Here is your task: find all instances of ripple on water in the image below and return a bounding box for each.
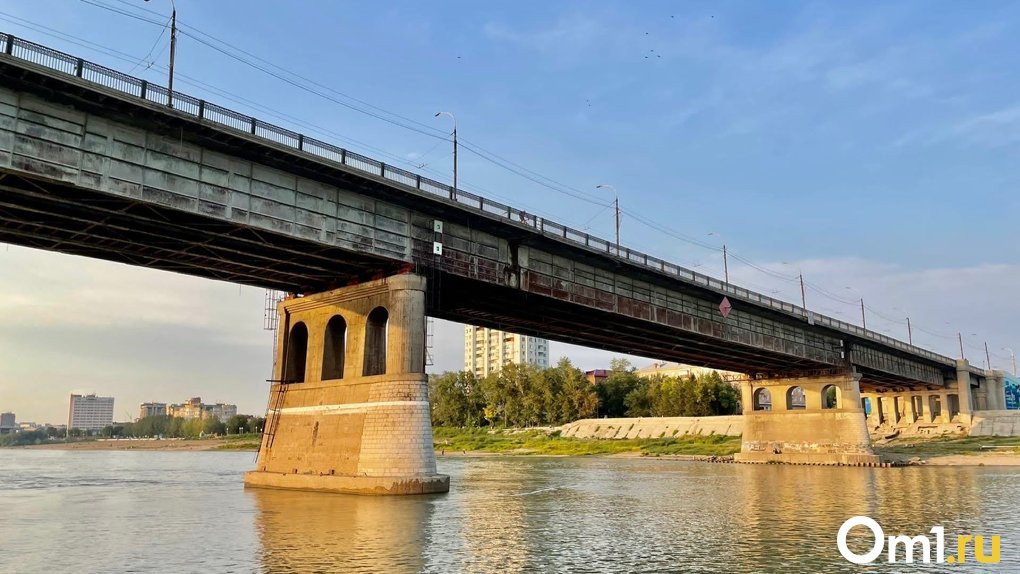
[1,451,1019,573]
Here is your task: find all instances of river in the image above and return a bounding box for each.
[1,450,1017,573]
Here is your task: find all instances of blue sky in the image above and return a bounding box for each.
[0,1,1017,422]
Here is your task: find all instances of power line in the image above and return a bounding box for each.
[10,9,998,355]
[78,0,165,26]
[126,15,170,74]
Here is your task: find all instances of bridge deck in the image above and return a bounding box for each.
[0,32,981,385]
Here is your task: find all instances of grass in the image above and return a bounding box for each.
[213,433,261,451]
[432,427,741,457]
[876,434,1020,457]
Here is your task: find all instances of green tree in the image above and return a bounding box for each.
[203,417,226,436]
[429,371,485,427]
[225,414,250,435]
[597,359,641,417]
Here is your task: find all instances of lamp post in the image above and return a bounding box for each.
[434,111,457,200]
[144,0,176,108]
[595,184,620,254]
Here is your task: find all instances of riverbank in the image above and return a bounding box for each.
[432,427,741,457]
[17,429,1020,466]
[17,435,261,452]
[874,435,1020,465]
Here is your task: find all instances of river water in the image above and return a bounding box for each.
[1,450,1018,573]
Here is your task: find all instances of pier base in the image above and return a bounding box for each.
[244,274,449,495]
[734,372,881,465]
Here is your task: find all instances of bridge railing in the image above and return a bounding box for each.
[0,31,958,369]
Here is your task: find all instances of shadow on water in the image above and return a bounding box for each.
[249,488,436,574]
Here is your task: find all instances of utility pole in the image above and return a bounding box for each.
[799,274,807,309]
[1007,348,1017,376]
[144,0,175,107]
[596,184,619,254]
[168,3,176,107]
[906,317,913,345]
[958,332,965,360]
[723,244,729,283]
[860,298,866,330]
[614,196,620,253]
[434,111,457,200]
[142,0,176,107]
[985,341,992,370]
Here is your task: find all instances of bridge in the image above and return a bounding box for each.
[0,33,1006,493]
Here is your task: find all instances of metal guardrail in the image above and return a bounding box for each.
[0,32,961,369]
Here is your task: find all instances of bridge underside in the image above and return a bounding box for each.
[0,168,831,375]
[1,168,949,386]
[0,170,405,290]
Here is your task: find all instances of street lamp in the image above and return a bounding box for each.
[434,111,457,200]
[144,0,176,108]
[595,184,620,253]
[707,232,728,283]
[1005,347,1017,376]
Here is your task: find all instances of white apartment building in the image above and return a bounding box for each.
[464,326,549,378]
[67,393,115,432]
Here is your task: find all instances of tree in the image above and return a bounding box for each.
[597,359,641,417]
[203,417,226,436]
[225,414,250,435]
[429,371,485,427]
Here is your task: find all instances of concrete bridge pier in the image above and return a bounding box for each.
[858,359,982,436]
[244,274,450,495]
[734,372,881,465]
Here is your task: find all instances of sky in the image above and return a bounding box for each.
[0,1,1016,423]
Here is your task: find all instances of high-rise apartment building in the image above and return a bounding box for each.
[138,402,168,420]
[166,397,237,422]
[67,394,115,432]
[464,326,549,378]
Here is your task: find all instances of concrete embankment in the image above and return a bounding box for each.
[969,411,1020,436]
[560,416,743,439]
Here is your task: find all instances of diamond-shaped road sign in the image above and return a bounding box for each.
[719,296,732,318]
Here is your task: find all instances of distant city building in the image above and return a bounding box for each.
[634,361,743,382]
[166,397,237,423]
[0,412,15,434]
[138,402,168,420]
[585,369,610,385]
[464,326,549,378]
[67,394,115,432]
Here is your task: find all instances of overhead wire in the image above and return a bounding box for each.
[22,4,1005,353]
[126,15,170,74]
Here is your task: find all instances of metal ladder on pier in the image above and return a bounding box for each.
[255,380,289,461]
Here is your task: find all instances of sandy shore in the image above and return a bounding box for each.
[19,438,255,451]
[877,451,1020,466]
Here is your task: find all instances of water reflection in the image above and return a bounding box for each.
[732,464,1002,573]
[250,488,434,574]
[3,451,1020,573]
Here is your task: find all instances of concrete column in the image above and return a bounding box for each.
[741,382,755,415]
[916,393,927,422]
[956,360,973,423]
[385,274,426,375]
